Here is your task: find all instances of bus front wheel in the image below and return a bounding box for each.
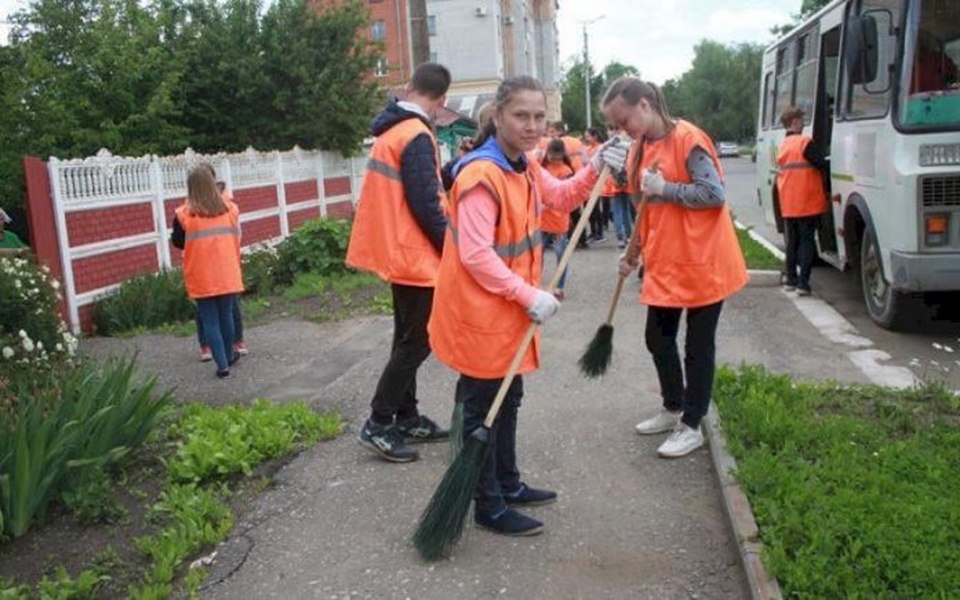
[859,226,917,331]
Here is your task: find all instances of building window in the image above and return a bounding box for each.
[371,20,386,41]
[375,57,388,78]
[427,15,437,36]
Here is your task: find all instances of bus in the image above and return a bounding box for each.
[755,0,960,330]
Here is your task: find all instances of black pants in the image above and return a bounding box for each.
[645,301,724,429]
[589,199,607,239]
[783,216,819,290]
[458,374,523,517]
[369,284,434,424]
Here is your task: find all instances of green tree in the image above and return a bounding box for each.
[772,0,833,37]
[560,59,638,133]
[665,40,763,143]
[258,0,382,154]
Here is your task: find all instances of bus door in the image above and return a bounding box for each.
[815,25,843,259]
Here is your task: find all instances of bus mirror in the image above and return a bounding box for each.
[845,15,879,85]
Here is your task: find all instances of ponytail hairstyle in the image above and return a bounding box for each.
[471,100,497,147]
[601,77,674,200]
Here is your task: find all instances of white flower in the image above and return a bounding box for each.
[18,330,27,338]
[1,347,13,359]
[13,279,21,289]
[55,343,63,352]
[22,337,34,352]
[36,341,43,351]
[51,279,60,290]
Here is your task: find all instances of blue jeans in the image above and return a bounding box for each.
[195,294,238,371]
[542,232,569,290]
[610,193,636,244]
[458,374,523,517]
[197,298,244,348]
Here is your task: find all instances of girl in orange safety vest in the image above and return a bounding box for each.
[540,137,576,300]
[174,165,244,378]
[429,76,628,537]
[601,77,748,459]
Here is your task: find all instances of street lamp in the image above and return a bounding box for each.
[580,15,605,131]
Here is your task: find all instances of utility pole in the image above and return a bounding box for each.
[580,15,604,130]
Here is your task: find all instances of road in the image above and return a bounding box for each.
[722,157,960,392]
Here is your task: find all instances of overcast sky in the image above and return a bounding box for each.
[556,0,801,84]
[1,0,803,83]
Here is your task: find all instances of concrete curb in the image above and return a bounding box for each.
[746,269,781,287]
[704,405,784,600]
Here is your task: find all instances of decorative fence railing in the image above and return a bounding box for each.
[31,145,369,334]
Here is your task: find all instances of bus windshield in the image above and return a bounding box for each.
[897,0,960,130]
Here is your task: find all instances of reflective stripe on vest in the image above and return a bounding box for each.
[632,120,748,308]
[366,157,402,181]
[184,225,241,241]
[429,158,544,379]
[776,135,827,218]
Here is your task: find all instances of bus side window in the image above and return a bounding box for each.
[911,31,960,93]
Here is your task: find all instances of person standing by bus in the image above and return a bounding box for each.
[602,77,748,458]
[346,63,452,463]
[776,106,829,296]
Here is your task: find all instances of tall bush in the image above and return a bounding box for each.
[274,218,352,285]
[93,269,195,336]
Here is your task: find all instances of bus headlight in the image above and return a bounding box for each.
[919,144,960,167]
[925,214,949,246]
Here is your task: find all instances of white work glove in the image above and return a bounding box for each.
[618,251,640,278]
[526,289,561,324]
[592,137,629,175]
[641,168,666,197]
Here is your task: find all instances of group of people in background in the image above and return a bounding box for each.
[343,61,756,539]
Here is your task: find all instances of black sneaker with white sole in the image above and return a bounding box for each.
[396,414,449,443]
[357,419,419,462]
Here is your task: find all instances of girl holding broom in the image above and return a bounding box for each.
[427,76,627,537]
[601,77,748,458]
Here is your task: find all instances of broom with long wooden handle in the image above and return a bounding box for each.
[414,166,612,561]
[577,160,659,378]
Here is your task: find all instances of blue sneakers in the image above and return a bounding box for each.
[475,507,543,536]
[357,419,419,463]
[503,483,557,507]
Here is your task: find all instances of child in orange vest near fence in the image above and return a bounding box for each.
[192,166,248,361]
[540,138,576,301]
[602,77,748,459]
[776,106,829,296]
[171,165,244,378]
[428,76,628,537]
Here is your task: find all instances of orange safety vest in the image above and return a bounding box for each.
[776,135,827,218]
[176,201,244,300]
[540,160,575,234]
[632,120,748,308]
[345,118,446,287]
[535,136,585,171]
[428,159,545,379]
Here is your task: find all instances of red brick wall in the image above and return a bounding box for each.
[285,180,318,203]
[72,244,159,294]
[327,201,354,220]
[288,206,322,231]
[324,177,351,197]
[234,185,278,213]
[66,203,155,246]
[242,216,282,244]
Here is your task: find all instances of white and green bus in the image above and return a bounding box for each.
[755,0,960,329]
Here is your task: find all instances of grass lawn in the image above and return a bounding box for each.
[714,364,960,598]
[736,225,783,271]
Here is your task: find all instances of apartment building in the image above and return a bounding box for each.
[312,0,561,121]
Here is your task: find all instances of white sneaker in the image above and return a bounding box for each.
[657,424,704,458]
[635,409,681,435]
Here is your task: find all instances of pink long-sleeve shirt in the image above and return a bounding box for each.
[457,162,600,309]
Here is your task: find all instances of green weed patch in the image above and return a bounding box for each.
[736,226,782,270]
[714,365,960,597]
